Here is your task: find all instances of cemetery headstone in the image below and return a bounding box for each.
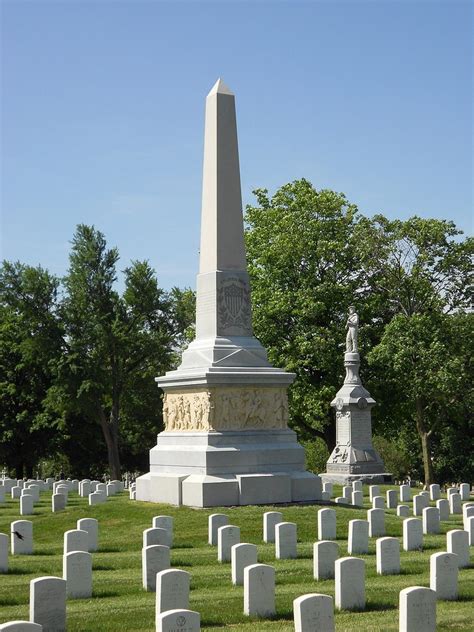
[29,576,66,632]
[52,494,66,513]
[313,541,339,580]
[430,552,458,600]
[155,569,190,616]
[348,520,369,555]
[459,483,470,501]
[413,494,429,516]
[376,537,400,575]
[217,525,240,562]
[323,482,333,497]
[263,512,283,543]
[208,514,228,545]
[11,486,21,499]
[403,518,423,551]
[20,495,34,516]
[369,485,380,502]
[446,529,469,568]
[77,518,99,552]
[11,520,33,555]
[372,496,385,510]
[293,594,334,632]
[342,485,352,501]
[142,545,170,591]
[397,505,410,517]
[352,491,363,507]
[0,622,43,631]
[152,516,173,547]
[368,508,385,537]
[335,557,365,610]
[386,490,397,509]
[275,522,297,559]
[143,528,170,549]
[156,610,200,632]
[88,491,106,505]
[318,509,336,540]
[422,507,440,535]
[399,484,411,502]
[436,499,449,521]
[466,516,474,546]
[63,551,92,598]
[0,532,8,572]
[352,481,362,492]
[243,564,275,617]
[429,484,440,501]
[399,586,436,632]
[231,543,257,585]
[449,493,462,515]
[63,529,89,555]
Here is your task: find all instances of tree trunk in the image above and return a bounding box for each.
[415,396,434,485]
[98,408,121,479]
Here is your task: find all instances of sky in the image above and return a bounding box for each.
[1,0,472,291]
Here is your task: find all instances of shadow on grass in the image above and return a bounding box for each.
[31,550,56,556]
[174,543,194,549]
[0,597,24,606]
[171,559,193,567]
[93,590,121,598]
[365,600,397,612]
[98,546,121,553]
[93,564,115,571]
[6,567,31,575]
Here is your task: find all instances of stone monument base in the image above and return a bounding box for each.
[136,429,322,507]
[320,472,392,486]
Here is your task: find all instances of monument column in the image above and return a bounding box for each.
[136,79,321,507]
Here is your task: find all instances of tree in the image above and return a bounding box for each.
[359,216,473,485]
[0,262,63,477]
[245,179,372,451]
[55,225,175,478]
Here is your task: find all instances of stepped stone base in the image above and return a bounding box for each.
[136,430,322,507]
[320,472,392,486]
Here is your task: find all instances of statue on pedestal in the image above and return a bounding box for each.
[345,305,359,353]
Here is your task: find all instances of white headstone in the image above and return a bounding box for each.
[243,564,275,617]
[422,507,440,535]
[449,493,462,515]
[313,540,339,580]
[56,485,68,498]
[96,483,106,493]
[26,485,40,502]
[318,509,336,540]
[143,528,169,549]
[403,518,423,551]
[323,482,333,497]
[321,491,331,501]
[52,494,66,513]
[436,498,449,521]
[399,484,411,502]
[348,519,369,555]
[11,486,21,499]
[446,529,469,568]
[430,552,458,600]
[155,569,190,617]
[369,485,380,502]
[77,518,98,552]
[63,551,92,598]
[466,516,474,546]
[106,483,116,497]
[208,514,228,545]
[429,484,440,501]
[11,520,33,555]
[399,586,436,632]
[263,511,283,543]
[368,508,385,537]
[231,543,257,585]
[156,609,200,632]
[152,516,173,547]
[335,497,345,504]
[413,494,429,516]
[142,545,170,591]
[397,505,410,517]
[335,557,365,610]
[386,490,397,509]
[63,529,88,555]
[372,496,385,510]
[376,537,400,575]
[88,491,106,505]
[29,576,66,632]
[459,483,470,501]
[352,480,362,492]
[20,495,34,516]
[275,522,297,559]
[0,622,43,631]
[446,487,458,499]
[217,525,240,562]
[342,485,352,501]
[293,594,334,632]
[462,503,474,529]
[352,490,363,507]
[79,481,91,497]
[0,532,8,572]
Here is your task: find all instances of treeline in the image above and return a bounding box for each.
[1,180,473,484]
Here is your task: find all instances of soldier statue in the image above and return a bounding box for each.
[345,305,359,352]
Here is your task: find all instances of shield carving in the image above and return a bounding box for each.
[223,283,243,318]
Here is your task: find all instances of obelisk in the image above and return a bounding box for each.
[136,79,321,507]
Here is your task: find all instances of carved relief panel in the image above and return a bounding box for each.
[163,386,289,431]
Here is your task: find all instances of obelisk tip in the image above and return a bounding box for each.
[208,78,234,97]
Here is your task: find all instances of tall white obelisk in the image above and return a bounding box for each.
[136,79,321,506]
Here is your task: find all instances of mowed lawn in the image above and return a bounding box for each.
[0,487,473,631]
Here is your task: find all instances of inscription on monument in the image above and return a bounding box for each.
[217,276,252,335]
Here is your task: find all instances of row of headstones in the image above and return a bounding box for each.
[324,481,471,510]
[8,478,125,514]
[0,519,100,631]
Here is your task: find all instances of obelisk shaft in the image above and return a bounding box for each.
[200,79,247,273]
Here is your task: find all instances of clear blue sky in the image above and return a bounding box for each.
[1,0,472,291]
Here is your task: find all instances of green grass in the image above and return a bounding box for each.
[0,486,473,631]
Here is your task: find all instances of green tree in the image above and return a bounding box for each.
[55,225,175,478]
[245,179,373,451]
[0,262,63,477]
[359,216,473,485]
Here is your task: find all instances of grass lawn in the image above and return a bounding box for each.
[0,486,473,631]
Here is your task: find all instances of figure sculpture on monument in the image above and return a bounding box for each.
[345,305,359,352]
